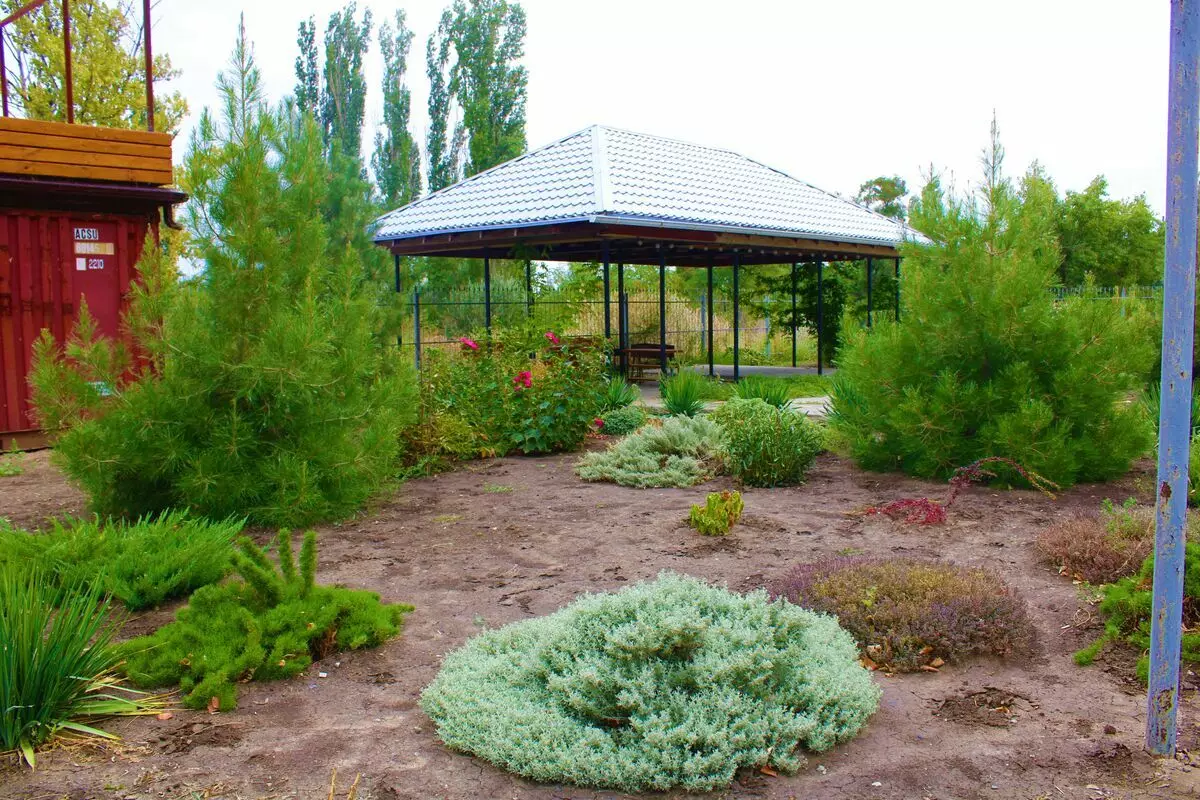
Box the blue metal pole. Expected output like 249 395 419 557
706 254 715 378
659 252 668 374
483 256 492 334
394 253 402 348
1147 0 1200 756
603 242 611 341
866 256 874 329
733 253 741 382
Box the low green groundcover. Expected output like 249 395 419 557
420 572 879 792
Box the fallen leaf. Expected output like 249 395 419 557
760 766 778 777
156 712 173 721
207 696 220 714
930 657 945 668
919 645 934 655
919 665 940 673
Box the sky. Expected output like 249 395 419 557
153 0 1170 213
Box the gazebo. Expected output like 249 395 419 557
374 125 920 378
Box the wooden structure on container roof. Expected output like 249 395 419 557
0 0 184 445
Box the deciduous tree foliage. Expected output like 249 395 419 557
1057 176 1163 286
30 20 416 527
829 153 1155 487
320 2 372 160
1 0 186 132
293 16 320 117
373 10 422 207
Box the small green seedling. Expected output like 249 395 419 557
688 491 744 536
0 440 25 477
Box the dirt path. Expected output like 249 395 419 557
2 449 1198 799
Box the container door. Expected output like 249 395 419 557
70 221 121 337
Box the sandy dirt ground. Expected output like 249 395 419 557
2 448 1199 800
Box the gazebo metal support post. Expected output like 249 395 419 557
393 253 402 348
483 257 492 334
790 261 798 368
659 252 668 374
1147 0 1198 755
895 257 901 322
525 261 533 318
816 261 824 376
706 254 715 377
617 263 626 376
733 252 741 382
866 256 874 329
602 242 611 340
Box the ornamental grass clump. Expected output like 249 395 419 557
1074 543 1200 679
1 568 161 767
710 398 822 487
0 511 242 610
688 491 744 536
659 369 708 417
575 416 726 488
421 572 879 792
600 376 640 412
829 166 1154 488
120 530 411 711
733 376 791 409
770 558 1036 672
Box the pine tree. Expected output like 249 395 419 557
373 10 422 207
30 18 417 527
321 3 372 160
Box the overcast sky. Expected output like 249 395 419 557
153 0 1169 213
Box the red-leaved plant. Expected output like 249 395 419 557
865 457 1058 525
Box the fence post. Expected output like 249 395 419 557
866 256 874 329
1146 0 1199 756
733 253 741 382
394 253 402 348
816 262 824 376
791 262 798 368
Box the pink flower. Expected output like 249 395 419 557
545 331 561 345
513 370 533 390
594 417 605 429
459 337 479 351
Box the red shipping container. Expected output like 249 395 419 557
0 179 185 445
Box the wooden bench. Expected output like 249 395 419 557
621 343 675 381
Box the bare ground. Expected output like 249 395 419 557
2 448 1200 800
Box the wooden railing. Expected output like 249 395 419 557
0 116 171 185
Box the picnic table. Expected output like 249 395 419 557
620 343 675 381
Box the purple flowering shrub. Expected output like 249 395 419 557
769 557 1035 672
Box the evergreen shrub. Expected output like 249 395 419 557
420 323 606 456
1075 543 1200 679
575 416 726 488
711 399 822 487
688 491 744 536
421 572 879 792
29 37 415 527
0 511 241 610
121 530 410 710
771 557 1036 672
830 172 1154 487
599 405 647 436
1 568 159 767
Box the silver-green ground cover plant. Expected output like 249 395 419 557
421 572 879 792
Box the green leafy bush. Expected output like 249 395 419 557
599 405 647 436
421 572 879 792
1 568 159 767
420 323 606 456
121 530 411 710
1075 543 1200 679
771 557 1036 672
0 511 241 611
28 36 416 527
1192 435 1200 507
688 491 744 536
711 399 823 487
575 416 726 488
601 376 640 412
829 171 1154 487
733 376 791 408
1036 498 1166 585
0 441 24 477
659 369 707 417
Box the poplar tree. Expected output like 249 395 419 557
373 10 422 207
294 16 320 117
321 2 372 160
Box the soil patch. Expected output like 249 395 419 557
2 452 1197 799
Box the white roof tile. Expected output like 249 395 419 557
374 125 918 248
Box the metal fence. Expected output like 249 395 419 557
395 283 819 369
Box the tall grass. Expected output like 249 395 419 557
0 568 158 767
600 376 641 412
659 369 708 417
733 376 791 408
